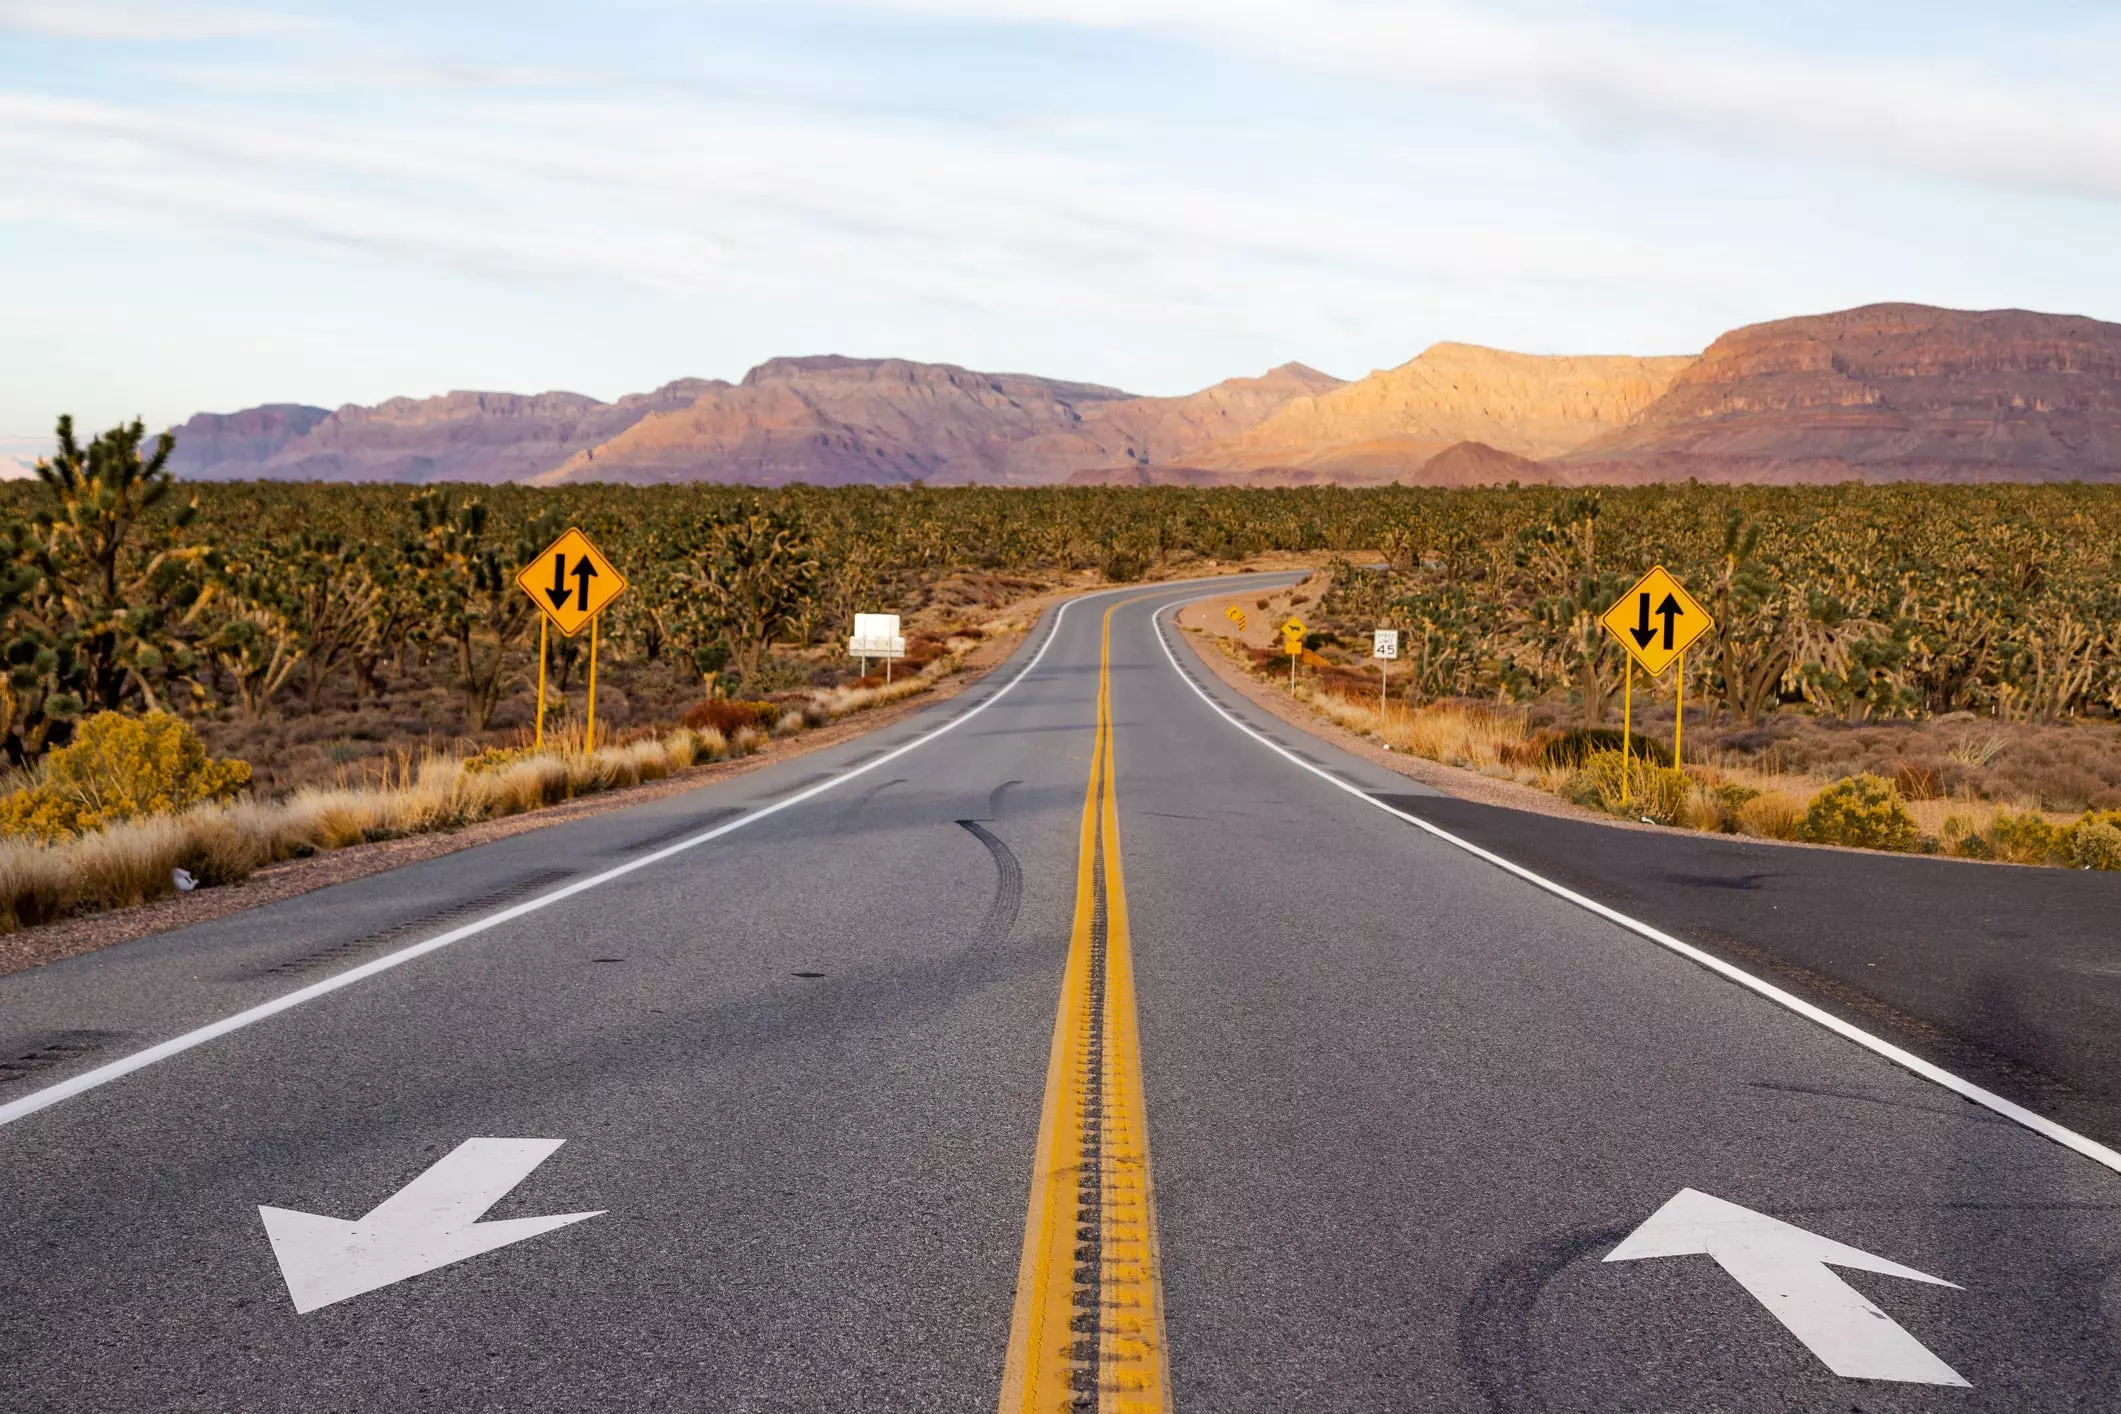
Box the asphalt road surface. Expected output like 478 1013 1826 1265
4 578 2119 1412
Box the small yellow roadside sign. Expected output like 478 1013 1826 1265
1224 604 1248 631
1280 615 1305 648
516 527 627 638
1600 566 1712 677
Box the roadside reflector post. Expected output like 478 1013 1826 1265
534 617 549 753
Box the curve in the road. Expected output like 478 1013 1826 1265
1153 601 2121 1178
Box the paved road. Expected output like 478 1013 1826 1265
3 579 2119 1411
1371 794 2121 1151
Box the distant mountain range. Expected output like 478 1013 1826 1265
159 304 2121 487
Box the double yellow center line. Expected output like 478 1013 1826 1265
999 599 1171 1414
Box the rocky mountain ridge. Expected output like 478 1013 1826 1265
1557 304 2121 483
156 304 2121 487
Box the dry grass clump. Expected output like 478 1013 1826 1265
812 649 965 717
1303 687 1536 778
1734 791 1806 840
0 725 731 934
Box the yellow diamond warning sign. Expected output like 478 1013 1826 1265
1600 565 1712 676
516 526 627 638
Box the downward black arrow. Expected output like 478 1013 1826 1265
1656 593 1683 650
571 557 597 612
1630 593 1657 648
546 554 572 609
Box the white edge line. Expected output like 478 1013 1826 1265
0 573 1283 1130
1150 601 2121 1177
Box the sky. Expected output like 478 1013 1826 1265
6 0 2121 459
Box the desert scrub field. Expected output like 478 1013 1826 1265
12 415 2121 918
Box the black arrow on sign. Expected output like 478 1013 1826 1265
1655 593 1682 650
546 554 572 609
571 556 597 612
1630 593 1658 648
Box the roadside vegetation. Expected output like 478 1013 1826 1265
1218 567 2121 869
9 414 2121 932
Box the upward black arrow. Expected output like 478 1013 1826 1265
570 556 598 612
546 554 572 609
1655 593 1683 650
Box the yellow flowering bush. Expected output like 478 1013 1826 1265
0 711 251 841
1799 774 1919 852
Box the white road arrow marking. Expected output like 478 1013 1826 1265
259 1138 602 1314
1604 1188 1967 1386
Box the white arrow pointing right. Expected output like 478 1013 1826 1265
260 1138 602 1314
1604 1188 1968 1386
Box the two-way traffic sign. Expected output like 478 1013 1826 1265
1600 566 1711 676
517 527 627 638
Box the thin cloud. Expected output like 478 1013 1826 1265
0 86 1734 333
860 0 2121 203
0 0 310 40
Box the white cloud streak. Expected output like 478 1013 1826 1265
858 0 2121 203
0 84 1738 351
0 0 307 40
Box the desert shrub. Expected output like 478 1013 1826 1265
1691 778 1760 833
0 711 250 842
2070 820 2121 870
1736 790 1805 840
1799 774 1919 852
1984 809 2061 865
1563 749 1692 825
1538 727 1671 772
683 699 777 737
176 813 265 887
730 724 769 755
1891 760 1946 800
773 710 807 737
1103 547 1148 582
462 746 533 775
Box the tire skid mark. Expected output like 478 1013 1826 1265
955 819 1024 946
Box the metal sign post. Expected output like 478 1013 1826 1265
1373 628 1400 714
534 618 550 752
1281 616 1305 692
515 526 628 755
1599 565 1714 807
586 614 601 752
851 613 907 684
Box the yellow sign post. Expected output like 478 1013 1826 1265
516 527 628 752
1224 604 1248 632
1280 616 1306 692
1599 565 1714 806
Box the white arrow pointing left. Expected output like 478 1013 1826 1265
1604 1187 1967 1386
260 1138 602 1314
